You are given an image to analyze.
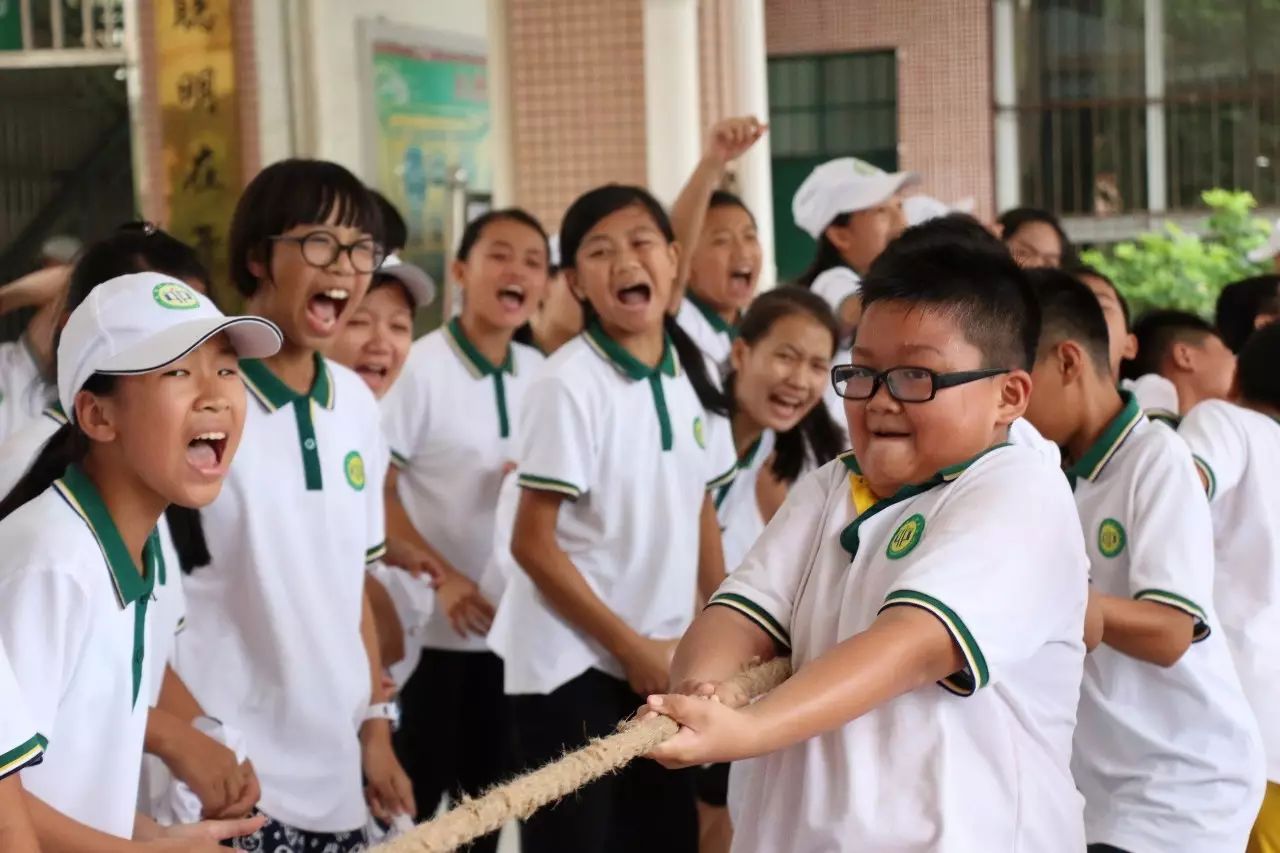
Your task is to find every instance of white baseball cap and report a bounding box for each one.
[792,157,920,239]
[902,194,977,227]
[57,272,283,420]
[1247,219,1280,263]
[375,253,436,310]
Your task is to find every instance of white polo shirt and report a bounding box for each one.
[1179,399,1280,782]
[1121,373,1181,427]
[488,325,737,695]
[1069,393,1265,852]
[0,336,52,445]
[715,429,776,574]
[711,445,1088,852]
[175,354,387,833]
[674,294,737,376]
[0,403,186,707]
[0,643,44,781]
[1008,415,1062,466]
[382,318,543,653]
[0,465,159,837]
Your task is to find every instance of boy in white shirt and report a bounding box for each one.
[643,218,1090,852]
[1023,268,1264,852]
[1179,322,1280,851]
[1122,309,1236,426]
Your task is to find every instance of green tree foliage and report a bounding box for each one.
[1080,190,1273,318]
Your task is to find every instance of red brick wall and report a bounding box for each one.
[506,0,648,232]
[764,0,995,219]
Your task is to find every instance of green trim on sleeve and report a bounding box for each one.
[706,461,738,492]
[365,541,388,565]
[707,592,790,650]
[0,733,46,779]
[1134,588,1211,642]
[1192,454,1216,501]
[881,589,989,694]
[517,473,583,500]
[390,449,410,469]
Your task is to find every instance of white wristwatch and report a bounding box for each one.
[363,701,401,729]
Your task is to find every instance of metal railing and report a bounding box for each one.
[0,0,126,68]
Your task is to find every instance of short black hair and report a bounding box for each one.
[1124,309,1217,380]
[1024,267,1112,377]
[369,190,408,253]
[860,217,1040,370]
[456,208,550,264]
[1237,321,1280,409]
[708,189,757,227]
[70,222,210,311]
[1069,264,1130,328]
[1216,275,1280,353]
[998,206,1076,266]
[228,159,383,298]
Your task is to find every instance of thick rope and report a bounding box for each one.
[372,657,792,853]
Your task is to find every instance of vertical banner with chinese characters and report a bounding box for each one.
[155,0,243,308]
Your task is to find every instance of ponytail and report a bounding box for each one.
[796,214,852,288]
[164,506,211,574]
[665,315,728,417]
[0,423,89,521]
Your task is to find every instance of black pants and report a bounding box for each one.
[511,668,698,853]
[393,648,513,853]
[227,813,366,850]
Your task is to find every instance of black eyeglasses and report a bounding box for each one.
[831,364,1010,402]
[269,231,386,274]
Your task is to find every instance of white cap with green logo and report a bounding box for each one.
[57,271,283,420]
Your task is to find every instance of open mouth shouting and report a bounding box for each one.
[615,281,653,311]
[306,287,352,336]
[727,265,755,298]
[497,283,527,312]
[766,389,808,424]
[355,359,392,392]
[186,430,229,476]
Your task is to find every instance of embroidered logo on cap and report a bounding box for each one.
[344,451,366,491]
[152,281,200,310]
[887,513,925,559]
[1099,518,1126,557]
[693,416,706,449]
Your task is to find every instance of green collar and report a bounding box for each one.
[687,293,738,338]
[44,401,68,426]
[53,465,157,608]
[240,353,334,413]
[445,317,514,378]
[838,444,1007,555]
[584,321,678,381]
[1068,390,1143,484]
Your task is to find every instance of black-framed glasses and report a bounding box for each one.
[831,364,1010,402]
[269,231,386,274]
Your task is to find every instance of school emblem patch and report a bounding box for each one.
[693,416,706,449]
[344,451,366,491]
[152,281,200,310]
[887,513,925,559]
[1098,518,1126,557]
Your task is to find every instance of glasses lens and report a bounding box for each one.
[834,366,877,399]
[301,233,340,267]
[349,240,385,273]
[884,367,936,402]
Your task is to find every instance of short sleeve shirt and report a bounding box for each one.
[1179,399,1280,781]
[175,355,386,833]
[0,642,43,781]
[381,320,543,652]
[0,467,158,837]
[487,325,737,695]
[711,445,1089,851]
[1068,393,1265,851]
[0,337,52,445]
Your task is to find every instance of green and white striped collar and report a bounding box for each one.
[1068,390,1143,484]
[687,293,739,339]
[240,353,334,413]
[445,317,514,379]
[584,321,677,381]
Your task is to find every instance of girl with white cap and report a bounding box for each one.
[0,271,281,849]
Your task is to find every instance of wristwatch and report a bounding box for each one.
[363,701,401,729]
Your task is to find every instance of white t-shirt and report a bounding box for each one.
[1008,416,1063,466]
[0,404,186,706]
[488,326,737,695]
[674,295,736,376]
[715,429,776,574]
[175,354,387,833]
[1069,393,1265,852]
[0,467,160,837]
[809,267,860,429]
[0,643,44,780]
[1179,399,1280,782]
[0,337,52,445]
[712,445,1088,851]
[381,319,543,653]
[1121,373,1181,427]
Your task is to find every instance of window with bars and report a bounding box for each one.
[768,50,898,281]
[1012,0,1280,217]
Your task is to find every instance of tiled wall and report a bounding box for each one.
[506,0,648,233]
[764,0,995,219]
